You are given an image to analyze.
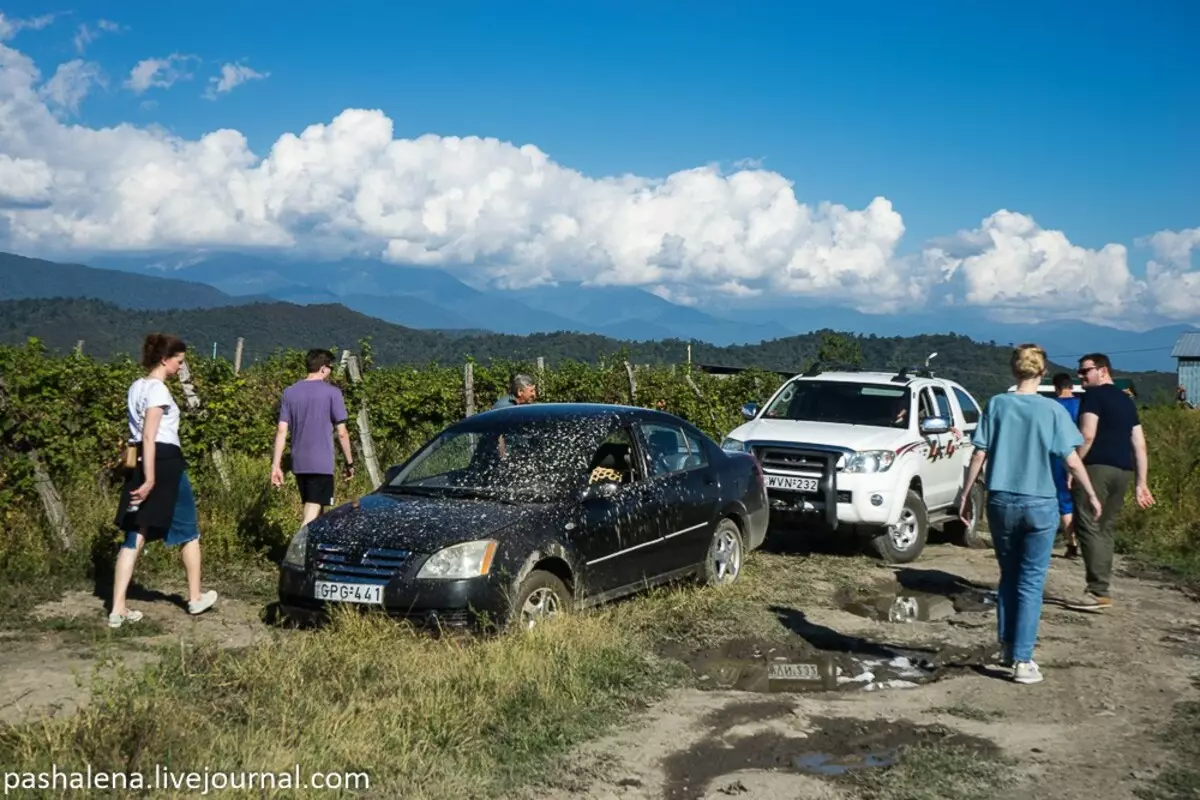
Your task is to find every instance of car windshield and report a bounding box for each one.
[762,380,911,428]
[383,419,606,502]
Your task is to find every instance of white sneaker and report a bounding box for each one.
[188,590,218,615]
[1013,661,1043,684]
[108,609,144,628]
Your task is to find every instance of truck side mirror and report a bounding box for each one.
[741,402,759,420]
[919,416,950,435]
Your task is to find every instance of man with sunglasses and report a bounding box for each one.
[1066,353,1155,612]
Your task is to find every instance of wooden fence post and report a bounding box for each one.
[464,362,476,417]
[624,360,637,404]
[29,451,74,552]
[344,352,382,487]
[74,340,84,355]
[177,359,230,489]
[234,337,245,375]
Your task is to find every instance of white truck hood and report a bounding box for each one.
[726,418,915,452]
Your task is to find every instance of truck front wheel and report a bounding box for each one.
[867,490,928,563]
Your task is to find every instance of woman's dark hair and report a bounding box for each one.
[141,333,187,369]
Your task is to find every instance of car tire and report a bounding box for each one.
[867,490,929,563]
[945,481,988,549]
[509,570,572,630]
[701,518,745,587]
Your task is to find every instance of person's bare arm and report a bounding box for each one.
[958,449,986,524]
[271,421,288,487]
[1131,424,1155,508]
[132,406,163,503]
[1077,412,1098,461]
[336,422,354,479]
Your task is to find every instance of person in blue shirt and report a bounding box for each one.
[959,345,1101,685]
[1049,372,1081,559]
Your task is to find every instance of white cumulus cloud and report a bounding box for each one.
[203,62,269,99]
[125,53,197,94]
[0,38,1194,327]
[38,59,105,115]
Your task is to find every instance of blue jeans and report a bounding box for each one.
[986,491,1058,663]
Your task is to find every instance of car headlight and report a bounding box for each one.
[842,450,896,473]
[283,524,308,568]
[417,540,498,580]
[722,437,746,452]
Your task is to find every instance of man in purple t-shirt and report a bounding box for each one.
[271,349,354,524]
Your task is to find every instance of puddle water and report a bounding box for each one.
[836,581,996,624]
[659,638,937,694]
[793,749,898,776]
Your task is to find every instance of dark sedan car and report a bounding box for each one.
[277,402,769,630]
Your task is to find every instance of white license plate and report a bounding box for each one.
[313,581,383,605]
[768,662,820,681]
[765,474,819,492]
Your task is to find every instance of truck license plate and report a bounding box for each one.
[765,475,819,492]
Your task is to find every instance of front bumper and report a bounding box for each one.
[752,442,902,530]
[277,564,510,629]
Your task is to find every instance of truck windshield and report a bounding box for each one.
[762,380,911,428]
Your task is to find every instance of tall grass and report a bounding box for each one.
[1116,407,1200,584]
[0,610,679,799]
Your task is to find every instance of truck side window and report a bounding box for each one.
[952,387,981,427]
[930,387,952,420]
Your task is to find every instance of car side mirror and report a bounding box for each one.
[583,480,620,502]
[741,402,759,420]
[919,416,950,435]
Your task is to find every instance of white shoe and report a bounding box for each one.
[188,590,218,615]
[108,609,144,628]
[1013,661,1043,684]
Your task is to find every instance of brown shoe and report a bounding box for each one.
[1064,593,1111,613]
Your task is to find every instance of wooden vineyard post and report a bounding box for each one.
[624,360,637,404]
[344,351,382,487]
[29,451,74,552]
[177,360,229,489]
[74,340,84,355]
[234,337,245,375]
[464,362,476,417]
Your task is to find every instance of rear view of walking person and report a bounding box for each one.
[271,349,354,526]
[961,344,1101,684]
[1050,372,1081,559]
[110,334,219,628]
[1066,353,1155,613]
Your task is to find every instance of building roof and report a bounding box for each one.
[1171,332,1200,359]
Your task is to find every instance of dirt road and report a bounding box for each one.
[2,543,1197,800]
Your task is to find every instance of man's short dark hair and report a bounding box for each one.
[1052,372,1074,392]
[306,348,336,374]
[1079,352,1112,372]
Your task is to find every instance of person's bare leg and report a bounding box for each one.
[111,533,144,614]
[180,538,202,603]
[301,502,322,526]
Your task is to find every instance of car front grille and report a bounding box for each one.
[314,543,411,585]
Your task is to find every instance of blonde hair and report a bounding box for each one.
[1011,343,1047,381]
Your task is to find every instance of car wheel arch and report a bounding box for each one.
[511,549,575,598]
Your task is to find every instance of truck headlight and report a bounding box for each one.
[417,540,498,579]
[842,450,896,473]
[283,524,308,568]
[721,437,746,452]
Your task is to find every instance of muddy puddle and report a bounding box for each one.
[662,701,1000,799]
[836,573,996,624]
[660,637,938,694]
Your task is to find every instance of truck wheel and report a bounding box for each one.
[868,490,928,563]
[945,481,988,549]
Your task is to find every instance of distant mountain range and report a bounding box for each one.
[6,249,1195,373]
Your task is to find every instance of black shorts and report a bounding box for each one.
[295,473,335,506]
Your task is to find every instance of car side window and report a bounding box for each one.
[952,387,981,426]
[683,429,710,469]
[930,387,953,420]
[587,428,638,485]
[639,422,695,477]
[918,389,935,420]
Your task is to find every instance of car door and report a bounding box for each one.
[919,385,960,507]
[572,426,668,594]
[636,420,721,575]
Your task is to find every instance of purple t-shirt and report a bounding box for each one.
[279,380,349,475]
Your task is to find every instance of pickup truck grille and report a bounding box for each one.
[755,446,828,476]
[749,443,845,529]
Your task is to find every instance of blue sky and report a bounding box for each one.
[7,0,1195,254]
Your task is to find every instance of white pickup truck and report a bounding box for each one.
[721,365,986,563]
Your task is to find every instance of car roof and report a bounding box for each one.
[792,371,959,388]
[452,402,689,429]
